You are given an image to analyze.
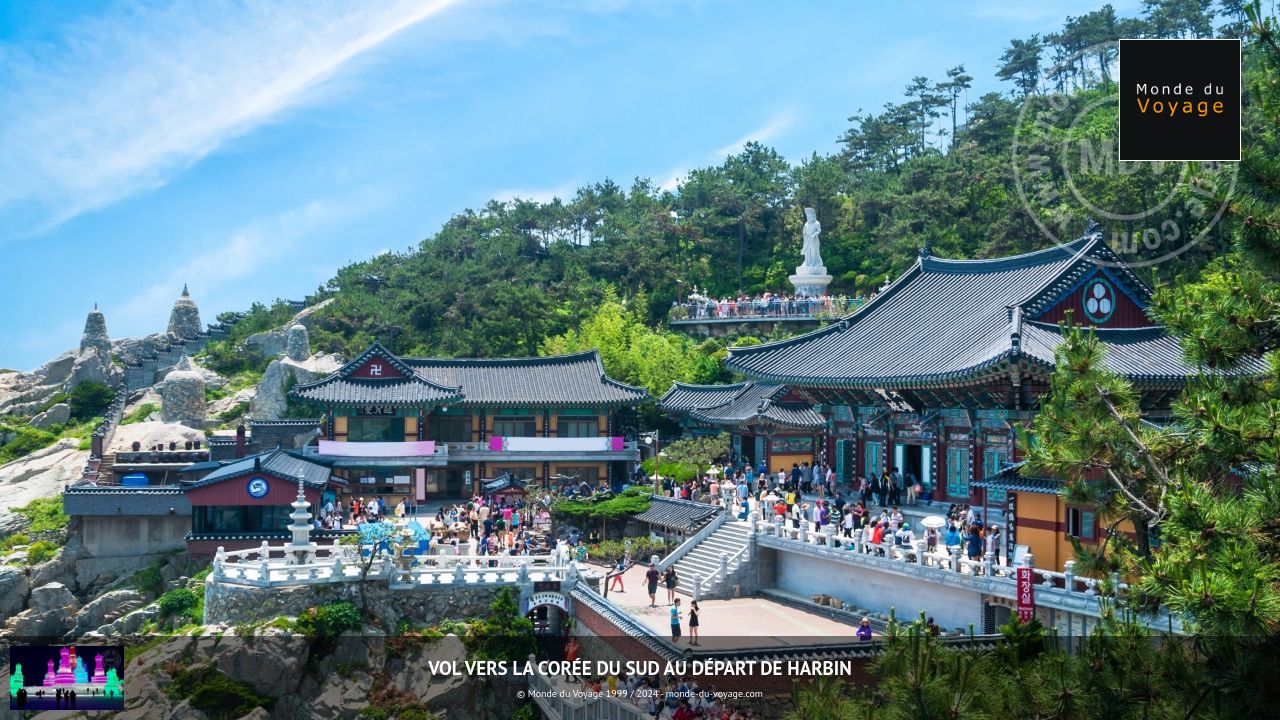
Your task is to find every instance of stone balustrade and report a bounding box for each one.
[751,516,1164,628]
[211,539,580,589]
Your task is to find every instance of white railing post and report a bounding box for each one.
[454,562,465,584]
[692,574,702,602]
[914,539,927,565]
[213,546,226,580]
[951,546,963,573]
[982,551,994,577]
[799,524,808,543]
[1063,560,1076,593]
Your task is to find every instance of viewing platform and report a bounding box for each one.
[667,296,865,338]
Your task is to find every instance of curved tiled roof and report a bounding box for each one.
[658,382,749,412]
[686,383,826,430]
[1018,322,1267,381]
[183,449,335,490]
[405,350,649,408]
[292,343,649,409]
[292,377,461,405]
[633,496,721,529]
[725,235,1229,389]
[292,342,463,406]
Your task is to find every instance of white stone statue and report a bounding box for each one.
[801,207,823,268]
[790,207,832,298]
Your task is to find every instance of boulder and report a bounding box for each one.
[4,607,75,639]
[0,438,87,536]
[66,346,122,388]
[243,330,287,359]
[72,589,148,636]
[110,421,204,454]
[29,581,78,614]
[0,566,30,622]
[29,402,71,429]
[250,353,342,420]
[208,387,256,419]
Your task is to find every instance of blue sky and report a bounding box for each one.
[0,0,1137,371]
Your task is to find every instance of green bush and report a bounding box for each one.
[589,536,669,563]
[0,426,58,464]
[121,403,159,425]
[66,380,116,421]
[25,540,58,565]
[295,601,362,640]
[10,497,67,533]
[157,588,198,617]
[0,533,31,552]
[168,665,273,720]
[129,563,166,596]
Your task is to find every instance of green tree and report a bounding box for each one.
[67,379,116,421]
[659,434,730,480]
[463,587,536,662]
[997,35,1044,97]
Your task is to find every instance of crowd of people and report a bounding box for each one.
[671,292,866,320]
[658,460,1006,571]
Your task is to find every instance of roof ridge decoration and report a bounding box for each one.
[1014,237,1156,322]
[343,342,454,386]
[403,349,604,367]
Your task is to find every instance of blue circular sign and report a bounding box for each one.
[246,476,270,498]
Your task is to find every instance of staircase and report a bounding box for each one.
[670,521,753,598]
[97,453,116,482]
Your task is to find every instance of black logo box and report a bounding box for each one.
[1119,38,1240,162]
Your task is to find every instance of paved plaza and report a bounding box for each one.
[601,565,868,651]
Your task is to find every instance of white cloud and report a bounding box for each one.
[0,0,461,234]
[114,199,356,328]
[658,109,796,192]
[491,183,581,205]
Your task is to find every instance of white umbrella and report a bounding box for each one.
[921,515,947,529]
[706,467,720,476]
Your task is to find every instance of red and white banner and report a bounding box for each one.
[1016,567,1035,622]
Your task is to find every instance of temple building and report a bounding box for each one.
[724,232,1248,569]
[181,449,343,556]
[287,342,649,502]
[658,381,826,472]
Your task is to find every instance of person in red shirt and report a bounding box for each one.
[672,701,696,720]
[773,500,786,517]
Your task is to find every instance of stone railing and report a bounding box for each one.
[211,540,581,589]
[528,657,649,720]
[689,541,751,601]
[750,517,1184,631]
[658,510,726,570]
[756,516,1123,597]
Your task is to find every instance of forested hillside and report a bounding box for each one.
[206,1,1265,395]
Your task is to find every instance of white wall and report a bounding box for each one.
[772,550,986,632]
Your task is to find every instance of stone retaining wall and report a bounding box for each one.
[204,580,508,628]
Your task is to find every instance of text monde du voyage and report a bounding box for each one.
[1134,82,1229,118]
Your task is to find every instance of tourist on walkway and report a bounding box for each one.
[646,562,660,607]
[944,523,962,554]
[857,617,873,641]
[841,507,855,538]
[888,466,902,505]
[985,525,1002,565]
[966,524,983,561]
[610,556,626,592]
[905,470,919,505]
[663,566,679,604]
[670,598,682,641]
[688,600,700,645]
[926,524,939,553]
